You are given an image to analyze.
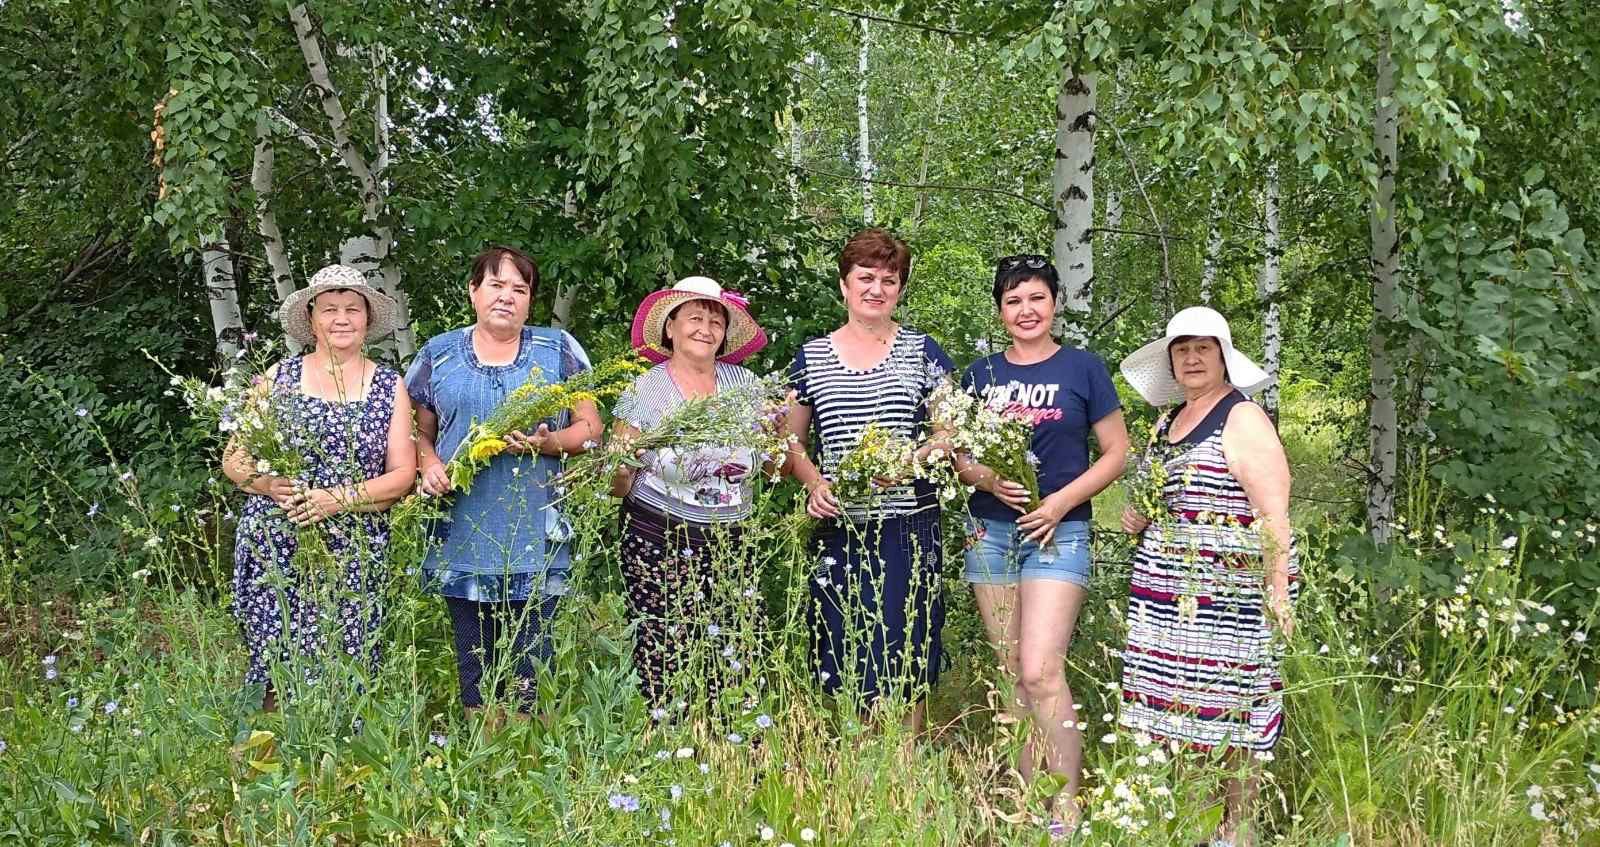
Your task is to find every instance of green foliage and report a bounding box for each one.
[1409,172,1600,588]
[2,439,1598,844]
[150,2,259,253]
[899,242,999,364]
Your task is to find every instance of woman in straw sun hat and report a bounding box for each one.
[1116,305,1296,847]
[610,275,769,707]
[224,263,417,712]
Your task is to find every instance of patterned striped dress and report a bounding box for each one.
[1119,391,1298,751]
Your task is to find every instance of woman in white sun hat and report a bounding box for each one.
[225,263,417,712]
[1116,305,1296,847]
[611,275,768,707]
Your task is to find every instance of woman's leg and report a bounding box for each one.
[1216,749,1262,846]
[972,583,1032,779]
[501,594,559,716]
[1015,579,1089,821]
[444,597,494,717]
[621,510,686,706]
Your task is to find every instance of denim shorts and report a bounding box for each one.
[962,516,1092,587]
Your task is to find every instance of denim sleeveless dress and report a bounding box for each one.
[403,325,590,601]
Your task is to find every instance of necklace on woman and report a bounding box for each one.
[666,358,715,399]
[842,319,897,347]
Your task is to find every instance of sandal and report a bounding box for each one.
[1046,818,1078,841]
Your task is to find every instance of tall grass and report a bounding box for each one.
[1,396,1597,846]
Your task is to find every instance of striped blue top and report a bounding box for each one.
[788,327,954,520]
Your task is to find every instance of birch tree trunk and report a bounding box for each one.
[1367,37,1401,545]
[856,17,874,226]
[1257,163,1282,421]
[787,103,803,215]
[251,114,298,324]
[203,242,244,360]
[1052,68,1095,343]
[1201,191,1222,305]
[289,4,416,359]
[552,186,580,329]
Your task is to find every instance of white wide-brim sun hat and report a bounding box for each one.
[1119,305,1272,406]
[278,264,404,347]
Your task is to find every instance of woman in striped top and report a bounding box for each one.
[1117,307,1296,847]
[783,228,955,730]
[611,276,769,707]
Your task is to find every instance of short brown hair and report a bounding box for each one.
[837,228,911,283]
[468,245,539,295]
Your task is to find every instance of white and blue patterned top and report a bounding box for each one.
[403,325,590,601]
[614,362,760,524]
[788,327,954,521]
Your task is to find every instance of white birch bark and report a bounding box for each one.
[251,113,298,312]
[1257,163,1282,420]
[552,186,580,329]
[289,4,415,358]
[1052,68,1095,343]
[788,103,803,214]
[856,17,874,226]
[1201,190,1222,305]
[202,242,244,361]
[1367,37,1401,545]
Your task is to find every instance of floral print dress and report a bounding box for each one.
[231,356,398,688]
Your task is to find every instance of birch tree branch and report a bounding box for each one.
[289,3,382,221]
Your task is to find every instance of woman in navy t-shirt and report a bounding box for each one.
[955,255,1129,836]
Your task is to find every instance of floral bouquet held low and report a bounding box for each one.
[564,372,795,487]
[831,423,923,510]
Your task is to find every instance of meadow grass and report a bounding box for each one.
[1,394,1597,845]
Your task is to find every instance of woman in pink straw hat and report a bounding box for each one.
[610,275,769,707]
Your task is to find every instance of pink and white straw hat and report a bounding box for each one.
[630,276,768,365]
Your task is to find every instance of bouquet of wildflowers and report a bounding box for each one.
[448,355,645,493]
[564,373,795,485]
[1125,419,1180,528]
[927,380,1041,510]
[831,423,920,508]
[166,341,343,578]
[168,341,307,485]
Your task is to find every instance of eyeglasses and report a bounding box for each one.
[997,254,1050,272]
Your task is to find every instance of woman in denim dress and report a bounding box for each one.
[405,246,600,720]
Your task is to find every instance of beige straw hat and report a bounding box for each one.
[629,276,767,365]
[277,264,403,347]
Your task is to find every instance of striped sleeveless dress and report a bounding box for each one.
[1118,390,1298,751]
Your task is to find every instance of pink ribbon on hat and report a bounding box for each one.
[722,290,749,308]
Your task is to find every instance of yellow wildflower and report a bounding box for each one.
[468,437,508,463]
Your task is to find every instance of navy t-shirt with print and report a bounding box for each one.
[962,347,1121,524]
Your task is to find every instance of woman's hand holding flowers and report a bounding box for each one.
[286,486,347,526]
[419,461,453,497]
[503,423,553,456]
[1120,504,1151,535]
[805,479,841,519]
[257,475,298,507]
[986,476,1034,513]
[1018,491,1072,545]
